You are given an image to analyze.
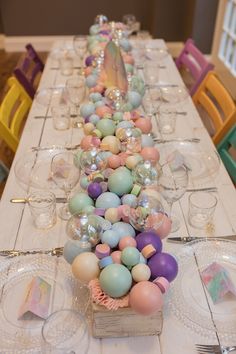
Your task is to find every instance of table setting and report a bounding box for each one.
[0,13,235,354]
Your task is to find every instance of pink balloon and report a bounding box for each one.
[140,147,160,164]
[135,118,152,134]
[119,236,137,251]
[153,214,172,239]
[129,281,163,315]
[111,250,122,264]
[108,155,122,169]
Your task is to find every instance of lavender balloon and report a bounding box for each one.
[148,252,178,282]
[136,231,162,253]
[87,182,103,199]
[85,55,95,66]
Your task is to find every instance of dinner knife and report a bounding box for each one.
[10,197,67,204]
[167,235,236,243]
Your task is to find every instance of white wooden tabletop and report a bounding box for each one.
[0,37,236,353]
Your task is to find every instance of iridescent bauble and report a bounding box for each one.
[132,160,162,187]
[79,147,107,175]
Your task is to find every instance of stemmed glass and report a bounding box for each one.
[65,76,86,128]
[157,165,188,232]
[51,151,80,220]
[73,35,87,66]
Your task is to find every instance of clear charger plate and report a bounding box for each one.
[35,86,66,107]
[167,238,236,341]
[158,141,220,187]
[0,254,90,353]
[14,147,73,191]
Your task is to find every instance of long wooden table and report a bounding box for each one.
[0,37,236,353]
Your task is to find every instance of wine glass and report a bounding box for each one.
[51,151,80,220]
[65,76,86,128]
[73,35,87,66]
[157,165,188,232]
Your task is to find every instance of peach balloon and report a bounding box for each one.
[118,152,129,165]
[119,236,137,251]
[123,54,135,65]
[80,136,101,150]
[90,84,104,94]
[72,252,100,283]
[153,213,172,239]
[108,155,122,169]
[84,66,93,77]
[111,250,122,264]
[129,281,163,315]
[141,147,160,164]
[135,118,152,134]
[83,122,95,135]
[96,105,113,118]
[100,136,121,154]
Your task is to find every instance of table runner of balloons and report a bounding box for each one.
[63,15,178,316]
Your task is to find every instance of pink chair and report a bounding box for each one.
[175,39,214,96]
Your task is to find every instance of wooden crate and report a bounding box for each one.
[91,303,163,338]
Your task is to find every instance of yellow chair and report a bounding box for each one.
[0,76,32,152]
[192,71,236,145]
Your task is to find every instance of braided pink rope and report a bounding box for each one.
[89,279,129,310]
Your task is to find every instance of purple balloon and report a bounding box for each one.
[148,252,178,282]
[85,55,95,67]
[87,182,103,199]
[99,30,109,35]
[84,116,90,123]
[136,231,162,253]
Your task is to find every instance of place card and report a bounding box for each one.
[18,276,51,320]
[201,262,236,303]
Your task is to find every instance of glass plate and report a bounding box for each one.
[158,141,220,186]
[14,147,72,191]
[35,86,66,107]
[0,254,90,353]
[167,239,236,341]
[160,84,189,103]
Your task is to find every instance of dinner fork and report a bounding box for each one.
[31,144,80,151]
[0,247,64,258]
[196,344,236,353]
[153,138,200,144]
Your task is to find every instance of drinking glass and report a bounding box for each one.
[65,76,86,128]
[59,54,73,76]
[41,309,89,354]
[157,104,177,134]
[51,152,80,220]
[28,191,57,229]
[143,62,159,86]
[188,191,218,229]
[51,104,71,130]
[158,165,188,232]
[73,35,87,66]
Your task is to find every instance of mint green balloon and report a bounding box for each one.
[121,247,140,267]
[99,264,132,298]
[96,119,116,137]
[113,112,123,122]
[108,168,133,196]
[69,193,94,215]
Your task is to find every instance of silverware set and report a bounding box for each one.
[195,343,236,353]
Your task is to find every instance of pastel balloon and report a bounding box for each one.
[121,246,140,267]
[96,119,116,137]
[135,118,152,134]
[80,103,95,118]
[112,221,136,238]
[129,281,163,315]
[80,136,101,150]
[119,236,137,251]
[111,250,122,264]
[108,168,133,196]
[89,92,102,102]
[136,231,162,253]
[69,193,94,215]
[87,182,103,199]
[125,154,143,170]
[148,252,178,282]
[105,208,121,223]
[72,252,100,283]
[101,229,120,248]
[83,122,95,135]
[86,74,98,88]
[108,155,121,169]
[95,192,121,209]
[99,264,132,298]
[141,134,155,147]
[141,147,160,164]
[63,240,91,264]
[149,213,172,239]
[89,114,100,125]
[131,264,151,282]
[96,105,113,118]
[113,112,123,122]
[100,136,121,154]
[127,91,142,109]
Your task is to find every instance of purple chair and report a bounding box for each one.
[13,45,44,98]
[175,39,214,96]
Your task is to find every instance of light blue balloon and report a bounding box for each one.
[63,240,91,264]
[80,103,95,118]
[112,222,136,239]
[80,176,90,190]
[121,102,133,112]
[120,38,132,52]
[139,253,147,264]
[127,91,142,109]
[99,264,132,298]
[141,134,155,147]
[116,121,134,129]
[89,92,102,102]
[94,100,104,108]
[122,194,137,207]
[86,75,98,88]
[101,229,120,248]
[89,114,100,125]
[95,192,121,209]
[121,247,140,267]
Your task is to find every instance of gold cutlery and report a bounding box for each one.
[167,235,236,243]
[34,114,78,119]
[0,247,64,257]
[10,197,66,203]
[186,187,217,192]
[31,144,80,151]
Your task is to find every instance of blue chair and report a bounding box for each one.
[217,124,236,184]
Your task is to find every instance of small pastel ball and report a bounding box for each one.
[89,92,102,102]
[101,229,120,248]
[105,208,121,224]
[80,103,95,118]
[101,136,121,154]
[108,168,133,196]
[80,176,90,190]
[96,119,116,137]
[87,182,103,199]
[72,252,100,283]
[69,193,94,215]
[125,155,143,170]
[120,38,132,52]
[148,252,178,282]
[82,205,95,214]
[86,74,98,88]
[99,264,132,298]
[121,194,137,207]
[136,231,163,253]
[83,122,95,135]
[89,114,100,125]
[94,100,104,108]
[141,134,155,148]
[119,236,137,251]
[131,264,151,282]
[85,55,95,67]
[116,121,134,130]
[113,111,123,122]
[135,118,152,134]
[95,105,112,118]
[95,192,121,209]
[121,247,140,267]
[127,91,142,109]
[129,281,163,315]
[63,240,91,264]
[139,253,147,264]
[140,147,160,164]
[111,250,122,264]
[112,221,136,238]
[108,155,121,169]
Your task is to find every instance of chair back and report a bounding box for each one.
[193,71,236,145]
[175,39,214,96]
[0,76,32,152]
[25,43,44,71]
[217,124,236,184]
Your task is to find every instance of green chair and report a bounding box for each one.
[217,124,236,184]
